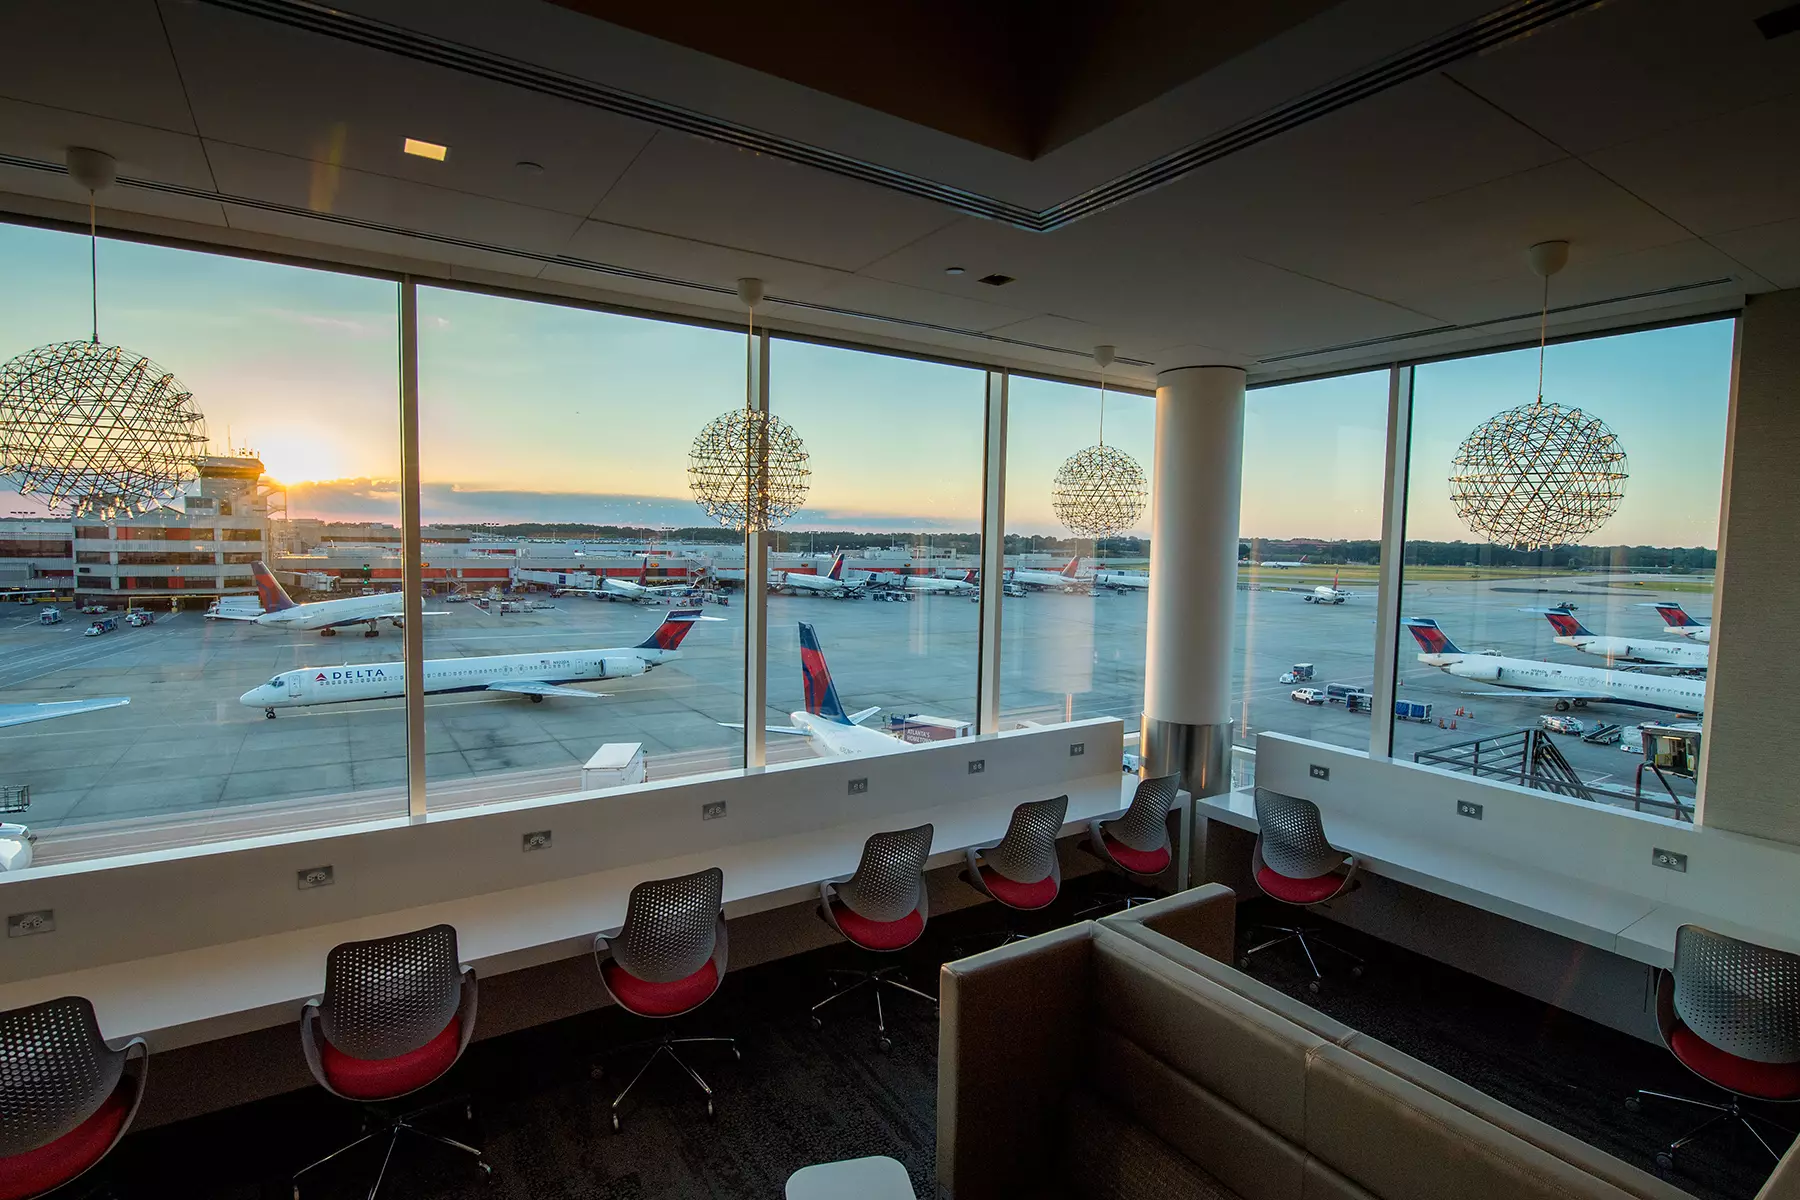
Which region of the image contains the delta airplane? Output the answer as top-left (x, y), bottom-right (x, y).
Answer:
top-left (1527, 607), bottom-right (1710, 669)
top-left (1009, 557), bottom-right (1088, 592)
top-left (0, 697), bottom-right (129, 729)
top-left (880, 569), bottom-right (978, 596)
top-left (1266, 570), bottom-right (1352, 604)
top-left (555, 559), bottom-right (697, 604)
top-left (240, 608), bottom-right (716, 718)
top-left (773, 553), bottom-right (866, 599)
top-left (1652, 602), bottom-right (1712, 644)
top-left (1258, 555), bottom-right (1310, 569)
top-left (210, 562), bottom-right (438, 637)
top-left (1404, 618), bottom-right (1705, 714)
top-left (726, 623), bottom-right (905, 758)
top-left (1095, 569), bottom-right (1149, 593)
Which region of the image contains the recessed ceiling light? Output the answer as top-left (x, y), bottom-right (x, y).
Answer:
top-left (944, 266), bottom-right (965, 276)
top-left (977, 273), bottom-right (1015, 287)
top-left (515, 160), bottom-right (545, 175)
top-left (403, 138), bottom-right (448, 161)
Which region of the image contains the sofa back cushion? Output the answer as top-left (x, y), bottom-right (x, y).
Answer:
top-left (1062, 1087), bottom-right (1241, 1200)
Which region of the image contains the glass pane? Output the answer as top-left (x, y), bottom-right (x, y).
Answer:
top-left (416, 289), bottom-right (746, 805)
top-left (1393, 321), bottom-right (1732, 819)
top-left (762, 341), bottom-right (985, 760)
top-left (1233, 371), bottom-right (1389, 752)
top-left (999, 375), bottom-right (1154, 747)
top-left (0, 222), bottom-right (404, 850)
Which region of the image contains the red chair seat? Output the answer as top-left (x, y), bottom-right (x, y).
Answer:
top-left (603, 958), bottom-right (720, 1018)
top-left (0, 1079), bottom-right (133, 1200)
top-left (832, 902), bottom-right (925, 951)
top-left (1669, 1024), bottom-right (1800, 1101)
top-left (321, 1017), bottom-right (461, 1101)
top-left (979, 866), bottom-right (1058, 910)
top-left (1101, 834), bottom-right (1170, 877)
top-left (1256, 865), bottom-right (1342, 906)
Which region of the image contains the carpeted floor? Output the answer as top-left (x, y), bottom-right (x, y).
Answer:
top-left (109, 882), bottom-right (1790, 1199)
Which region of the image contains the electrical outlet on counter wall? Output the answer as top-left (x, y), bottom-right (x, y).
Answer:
top-left (848, 778), bottom-right (868, 795)
top-left (1310, 764), bottom-right (1330, 780)
top-left (297, 866), bottom-right (334, 890)
top-left (702, 801), bottom-right (727, 821)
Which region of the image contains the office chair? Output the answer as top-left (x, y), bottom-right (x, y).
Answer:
top-left (294, 923), bottom-right (489, 1199)
top-left (1625, 924), bottom-right (1800, 1172)
top-left (960, 795), bottom-right (1068, 948)
top-left (1241, 788), bottom-right (1363, 993)
top-left (0, 996), bottom-right (146, 1200)
top-left (592, 867), bottom-right (737, 1131)
top-left (1078, 772), bottom-right (1181, 916)
top-left (811, 823), bottom-right (936, 1052)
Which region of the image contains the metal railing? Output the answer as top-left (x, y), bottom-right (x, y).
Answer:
top-left (1413, 728), bottom-right (1689, 820)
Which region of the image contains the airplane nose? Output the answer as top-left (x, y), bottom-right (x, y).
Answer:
top-left (240, 686), bottom-right (269, 706)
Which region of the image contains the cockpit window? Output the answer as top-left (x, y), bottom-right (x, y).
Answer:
top-left (268, 677), bottom-right (285, 688)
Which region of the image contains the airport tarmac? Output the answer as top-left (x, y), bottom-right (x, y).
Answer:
top-left (0, 573), bottom-right (1708, 847)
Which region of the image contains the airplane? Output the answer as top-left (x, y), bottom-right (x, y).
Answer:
top-left (1008, 556), bottom-right (1089, 593)
top-left (727, 622), bottom-right (905, 758)
top-left (240, 608), bottom-right (718, 718)
top-left (876, 569), bottom-right (978, 596)
top-left (1403, 617), bottom-right (1705, 714)
top-left (1258, 555), bottom-right (1310, 569)
top-left (1264, 569), bottom-right (1352, 604)
top-left (209, 562), bottom-right (438, 637)
top-left (1651, 602), bottom-right (1712, 644)
top-left (773, 553), bottom-right (866, 599)
top-left (0, 697), bottom-right (129, 729)
top-left (1095, 569), bottom-right (1149, 594)
top-left (554, 559), bottom-right (697, 604)
top-left (1526, 606), bottom-right (1710, 669)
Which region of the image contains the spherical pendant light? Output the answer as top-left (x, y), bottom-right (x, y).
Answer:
top-left (1052, 345), bottom-right (1147, 538)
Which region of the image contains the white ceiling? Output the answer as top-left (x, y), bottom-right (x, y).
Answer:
top-left (0, 0), bottom-right (1793, 385)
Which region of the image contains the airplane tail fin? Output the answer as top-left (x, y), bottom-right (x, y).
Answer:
top-left (963, 569), bottom-right (979, 585)
top-left (639, 558), bottom-right (651, 583)
top-left (1654, 602), bottom-right (1698, 628)
top-left (638, 607), bottom-right (704, 651)
top-left (251, 561), bottom-right (297, 612)
top-left (1061, 556), bottom-right (1080, 578)
top-left (798, 622), bottom-right (851, 724)
top-left (1537, 604), bottom-right (1593, 637)
top-left (827, 553), bottom-right (846, 582)
top-left (1403, 617), bottom-right (1462, 655)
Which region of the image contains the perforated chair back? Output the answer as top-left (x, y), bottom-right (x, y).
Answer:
top-left (611, 867), bottom-right (725, 984)
top-left (1107, 773), bottom-right (1180, 852)
top-left (984, 795), bottom-right (1068, 883)
top-left (1672, 925), bottom-right (1800, 1065)
top-left (318, 925), bottom-right (464, 1061)
top-left (0, 996), bottom-right (130, 1157)
top-left (836, 824), bottom-right (933, 922)
top-left (1253, 789), bottom-right (1345, 881)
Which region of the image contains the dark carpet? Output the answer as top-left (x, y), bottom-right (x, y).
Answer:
top-left (106, 883), bottom-right (1789, 1199)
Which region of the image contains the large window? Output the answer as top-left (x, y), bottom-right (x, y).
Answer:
top-left (0, 223), bottom-right (404, 842)
top-left (416, 288), bottom-right (747, 800)
top-left (999, 375), bottom-right (1154, 735)
top-left (762, 341), bottom-right (985, 760)
top-left (1233, 372), bottom-right (1389, 753)
top-left (1391, 321), bottom-right (1732, 817)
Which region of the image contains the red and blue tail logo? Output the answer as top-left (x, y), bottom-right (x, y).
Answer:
top-left (1542, 606), bottom-right (1590, 638)
top-left (798, 622), bottom-right (849, 723)
top-left (1061, 556), bottom-right (1080, 578)
top-left (1654, 603), bottom-right (1698, 628)
top-left (1404, 618), bottom-right (1461, 655)
top-left (963, 570), bottom-right (979, 585)
top-left (637, 608), bottom-right (702, 651)
top-left (826, 553), bottom-right (846, 582)
top-left (251, 561), bottom-right (296, 612)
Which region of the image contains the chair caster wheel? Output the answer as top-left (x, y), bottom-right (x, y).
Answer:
top-left (877, 1036), bottom-right (892, 1054)
top-left (610, 1111), bottom-right (622, 1133)
top-left (810, 1015), bottom-right (823, 1030)
top-left (477, 1160), bottom-right (493, 1181)
top-left (1655, 1151), bottom-right (1675, 1173)
top-left (465, 1102), bottom-right (475, 1121)
top-left (705, 1098), bottom-right (716, 1118)
top-left (731, 1044), bottom-right (742, 1061)
top-left (1308, 979), bottom-right (1323, 995)
top-left (1350, 965), bottom-right (1364, 979)
top-left (1238, 956), bottom-right (1252, 971)
top-left (1624, 1095), bottom-right (1641, 1113)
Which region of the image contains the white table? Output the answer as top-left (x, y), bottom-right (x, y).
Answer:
top-left (787, 1155), bottom-right (916, 1199)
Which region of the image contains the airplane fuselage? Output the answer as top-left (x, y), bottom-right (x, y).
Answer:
top-left (242, 642), bottom-right (680, 710)
top-left (252, 592), bottom-right (406, 631)
top-left (1415, 652), bottom-right (1705, 712)
top-left (790, 710), bottom-right (912, 757)
top-left (890, 574), bottom-right (975, 595)
top-left (1665, 624), bottom-right (1712, 643)
top-left (1553, 634), bottom-right (1709, 669)
top-left (1096, 571), bottom-right (1149, 592)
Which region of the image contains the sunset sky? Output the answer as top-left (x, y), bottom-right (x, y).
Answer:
top-left (0, 222), bottom-right (1733, 546)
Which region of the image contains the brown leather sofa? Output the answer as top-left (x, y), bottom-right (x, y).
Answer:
top-left (938, 884), bottom-right (1800, 1200)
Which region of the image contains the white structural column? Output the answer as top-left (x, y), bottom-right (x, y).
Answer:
top-left (398, 277), bottom-right (427, 819)
top-left (1141, 366), bottom-right (1246, 796)
top-left (743, 331), bottom-right (771, 769)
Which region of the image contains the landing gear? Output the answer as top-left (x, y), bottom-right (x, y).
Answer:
top-left (362, 623), bottom-right (379, 638)
top-left (1554, 699), bottom-right (1572, 712)
top-left (320, 628), bottom-right (337, 637)
top-left (264, 708), bottom-right (276, 720)
top-left (529, 695), bottom-right (543, 704)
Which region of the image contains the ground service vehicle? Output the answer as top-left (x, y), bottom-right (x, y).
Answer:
top-left (1291, 688), bottom-right (1326, 705)
top-left (83, 618), bottom-right (118, 637)
top-left (37, 608), bottom-right (61, 625)
top-left (1539, 714), bottom-right (1586, 735)
top-left (1394, 700), bottom-right (1433, 722)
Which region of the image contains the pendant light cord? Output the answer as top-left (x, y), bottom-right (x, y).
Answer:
top-left (1535, 272), bottom-right (1548, 405)
top-left (88, 191), bottom-right (99, 344)
top-left (1098, 368), bottom-right (1107, 446)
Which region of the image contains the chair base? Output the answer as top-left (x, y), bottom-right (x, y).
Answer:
top-left (1626, 1088), bottom-right (1797, 1169)
top-left (292, 1094), bottom-right (488, 1200)
top-left (1075, 892), bottom-right (1159, 919)
top-left (592, 1035), bottom-right (739, 1132)
top-left (809, 964), bottom-right (937, 1052)
top-left (1240, 924), bottom-right (1365, 993)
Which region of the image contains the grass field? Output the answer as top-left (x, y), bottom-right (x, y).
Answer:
top-left (1239, 564), bottom-right (1586, 584)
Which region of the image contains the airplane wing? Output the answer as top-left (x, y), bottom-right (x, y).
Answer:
top-left (0, 697), bottom-right (130, 728)
top-left (1455, 687), bottom-right (1663, 707)
top-left (207, 611), bottom-right (263, 621)
top-left (846, 705), bottom-right (882, 726)
top-left (717, 722), bottom-right (809, 735)
top-left (485, 681), bottom-right (608, 699)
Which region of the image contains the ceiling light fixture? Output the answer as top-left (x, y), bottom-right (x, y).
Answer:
top-left (943, 266), bottom-right (965, 276)
top-left (1051, 345), bottom-right (1147, 541)
top-left (403, 138), bottom-right (448, 161)
top-left (514, 160), bottom-right (545, 175)
top-left (977, 273), bottom-right (1014, 287)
